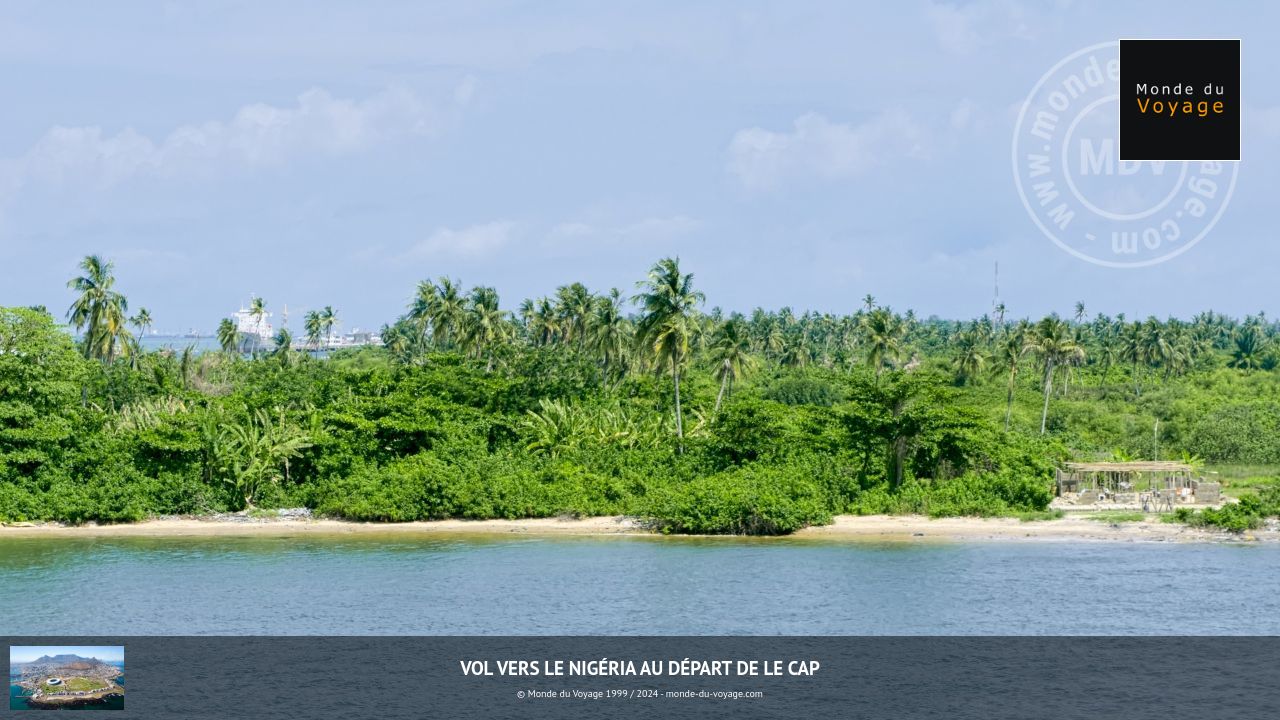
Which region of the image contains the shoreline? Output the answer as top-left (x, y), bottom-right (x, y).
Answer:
top-left (1, 514), bottom-right (1274, 543)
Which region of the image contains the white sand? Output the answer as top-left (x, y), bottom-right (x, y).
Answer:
top-left (1, 513), bottom-right (1272, 542)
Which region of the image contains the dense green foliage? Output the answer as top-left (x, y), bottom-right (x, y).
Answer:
top-left (5, 257), bottom-right (1280, 533)
top-left (1172, 487), bottom-right (1280, 532)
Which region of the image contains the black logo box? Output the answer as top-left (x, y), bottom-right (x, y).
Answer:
top-left (1119, 39), bottom-right (1240, 161)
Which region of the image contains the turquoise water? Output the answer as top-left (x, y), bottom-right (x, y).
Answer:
top-left (137, 336), bottom-right (220, 353)
top-left (1, 535), bottom-right (1278, 635)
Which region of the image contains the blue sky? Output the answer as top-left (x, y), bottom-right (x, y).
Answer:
top-left (10, 645), bottom-right (124, 664)
top-left (0, 1), bottom-right (1276, 333)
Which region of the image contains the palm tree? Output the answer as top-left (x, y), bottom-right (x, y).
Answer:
top-left (526, 297), bottom-right (559, 346)
top-left (779, 338), bottom-right (810, 368)
top-left (381, 323), bottom-right (411, 358)
top-left (431, 278), bottom-right (466, 348)
top-left (1140, 317), bottom-right (1173, 380)
top-left (179, 345), bottom-right (194, 389)
top-left (1025, 316), bottom-right (1084, 434)
top-left (997, 322), bottom-right (1029, 430)
top-left (248, 297), bottom-right (267, 353)
top-left (462, 286), bottom-right (511, 370)
top-left (271, 328), bottom-right (296, 366)
top-left (303, 310), bottom-right (324, 351)
top-left (217, 318), bottom-right (240, 354)
top-left (320, 306), bottom-right (338, 348)
top-left (130, 307), bottom-right (153, 337)
top-left (1095, 321), bottom-right (1120, 388)
top-left (1228, 324), bottom-right (1270, 371)
top-left (1074, 301), bottom-right (1087, 324)
top-left (408, 279), bottom-right (437, 345)
top-left (709, 318), bottom-right (756, 413)
top-left (67, 254), bottom-right (132, 362)
top-left (952, 329), bottom-right (988, 385)
top-left (555, 282), bottom-right (595, 346)
top-left (589, 289), bottom-right (629, 379)
top-left (1119, 321), bottom-right (1149, 395)
top-left (859, 307), bottom-right (906, 382)
top-left (633, 257), bottom-right (704, 447)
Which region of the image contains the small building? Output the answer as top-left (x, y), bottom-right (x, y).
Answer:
top-left (1055, 461), bottom-right (1219, 510)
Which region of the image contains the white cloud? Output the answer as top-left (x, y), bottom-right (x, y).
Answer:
top-left (1247, 105), bottom-right (1280, 140)
top-left (548, 214), bottom-right (699, 244)
top-left (453, 75), bottom-right (478, 107)
top-left (4, 86), bottom-right (443, 194)
top-left (405, 221), bottom-right (516, 260)
top-left (926, 1), bottom-right (1045, 55)
top-left (949, 98), bottom-right (978, 131)
top-left (726, 111), bottom-right (926, 191)
top-left (927, 3), bottom-right (984, 55)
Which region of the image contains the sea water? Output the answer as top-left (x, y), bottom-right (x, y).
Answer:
top-left (0, 535), bottom-right (1277, 635)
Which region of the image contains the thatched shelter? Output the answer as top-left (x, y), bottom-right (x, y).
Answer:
top-left (1055, 460), bottom-right (1215, 507)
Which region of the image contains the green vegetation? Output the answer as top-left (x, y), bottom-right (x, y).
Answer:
top-left (1010, 510), bottom-right (1064, 522)
top-left (60, 678), bottom-right (109, 692)
top-left (4, 255), bottom-right (1280, 533)
top-left (1085, 511), bottom-right (1149, 523)
top-left (1171, 488), bottom-right (1280, 533)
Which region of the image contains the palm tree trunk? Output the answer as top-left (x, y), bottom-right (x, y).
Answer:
top-left (672, 356), bottom-right (684, 450)
top-left (889, 399), bottom-right (907, 488)
top-left (892, 436), bottom-right (907, 488)
top-left (1004, 367), bottom-right (1016, 431)
top-left (714, 361), bottom-right (729, 414)
top-left (1040, 360), bottom-right (1055, 434)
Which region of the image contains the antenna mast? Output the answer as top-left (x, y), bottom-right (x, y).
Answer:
top-left (993, 262), bottom-right (999, 311)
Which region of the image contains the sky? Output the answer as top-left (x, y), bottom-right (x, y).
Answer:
top-left (10, 646), bottom-right (124, 664)
top-left (0, 1), bottom-right (1277, 334)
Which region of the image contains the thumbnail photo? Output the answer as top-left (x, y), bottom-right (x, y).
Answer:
top-left (9, 646), bottom-right (124, 710)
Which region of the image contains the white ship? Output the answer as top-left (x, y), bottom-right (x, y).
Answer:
top-left (289, 328), bottom-right (383, 351)
top-left (233, 300), bottom-right (273, 347)
top-left (228, 297), bottom-right (381, 351)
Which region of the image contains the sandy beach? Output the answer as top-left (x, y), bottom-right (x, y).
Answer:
top-left (1, 513), bottom-right (1274, 543)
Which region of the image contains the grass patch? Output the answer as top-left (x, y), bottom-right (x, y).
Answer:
top-left (1084, 511), bottom-right (1148, 523)
top-left (1203, 465), bottom-right (1280, 498)
top-left (60, 677), bottom-right (108, 692)
top-left (1011, 510), bottom-right (1064, 522)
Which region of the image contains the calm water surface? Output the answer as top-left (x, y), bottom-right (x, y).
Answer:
top-left (1, 535), bottom-right (1277, 635)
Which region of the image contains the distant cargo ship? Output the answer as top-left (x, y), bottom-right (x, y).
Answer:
top-left (232, 300), bottom-right (380, 351)
top-left (232, 303), bottom-right (274, 346)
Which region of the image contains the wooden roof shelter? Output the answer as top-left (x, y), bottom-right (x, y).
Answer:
top-left (1063, 461), bottom-right (1192, 473)
top-left (1057, 460), bottom-right (1198, 497)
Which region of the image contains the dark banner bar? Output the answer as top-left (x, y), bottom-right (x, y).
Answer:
top-left (6, 636), bottom-right (1279, 719)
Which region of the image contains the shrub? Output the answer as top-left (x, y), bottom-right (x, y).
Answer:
top-left (848, 471), bottom-right (1053, 518)
top-left (763, 376), bottom-right (847, 407)
top-left (1177, 493), bottom-right (1275, 533)
top-left (644, 464), bottom-right (832, 535)
top-left (315, 454), bottom-right (459, 521)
